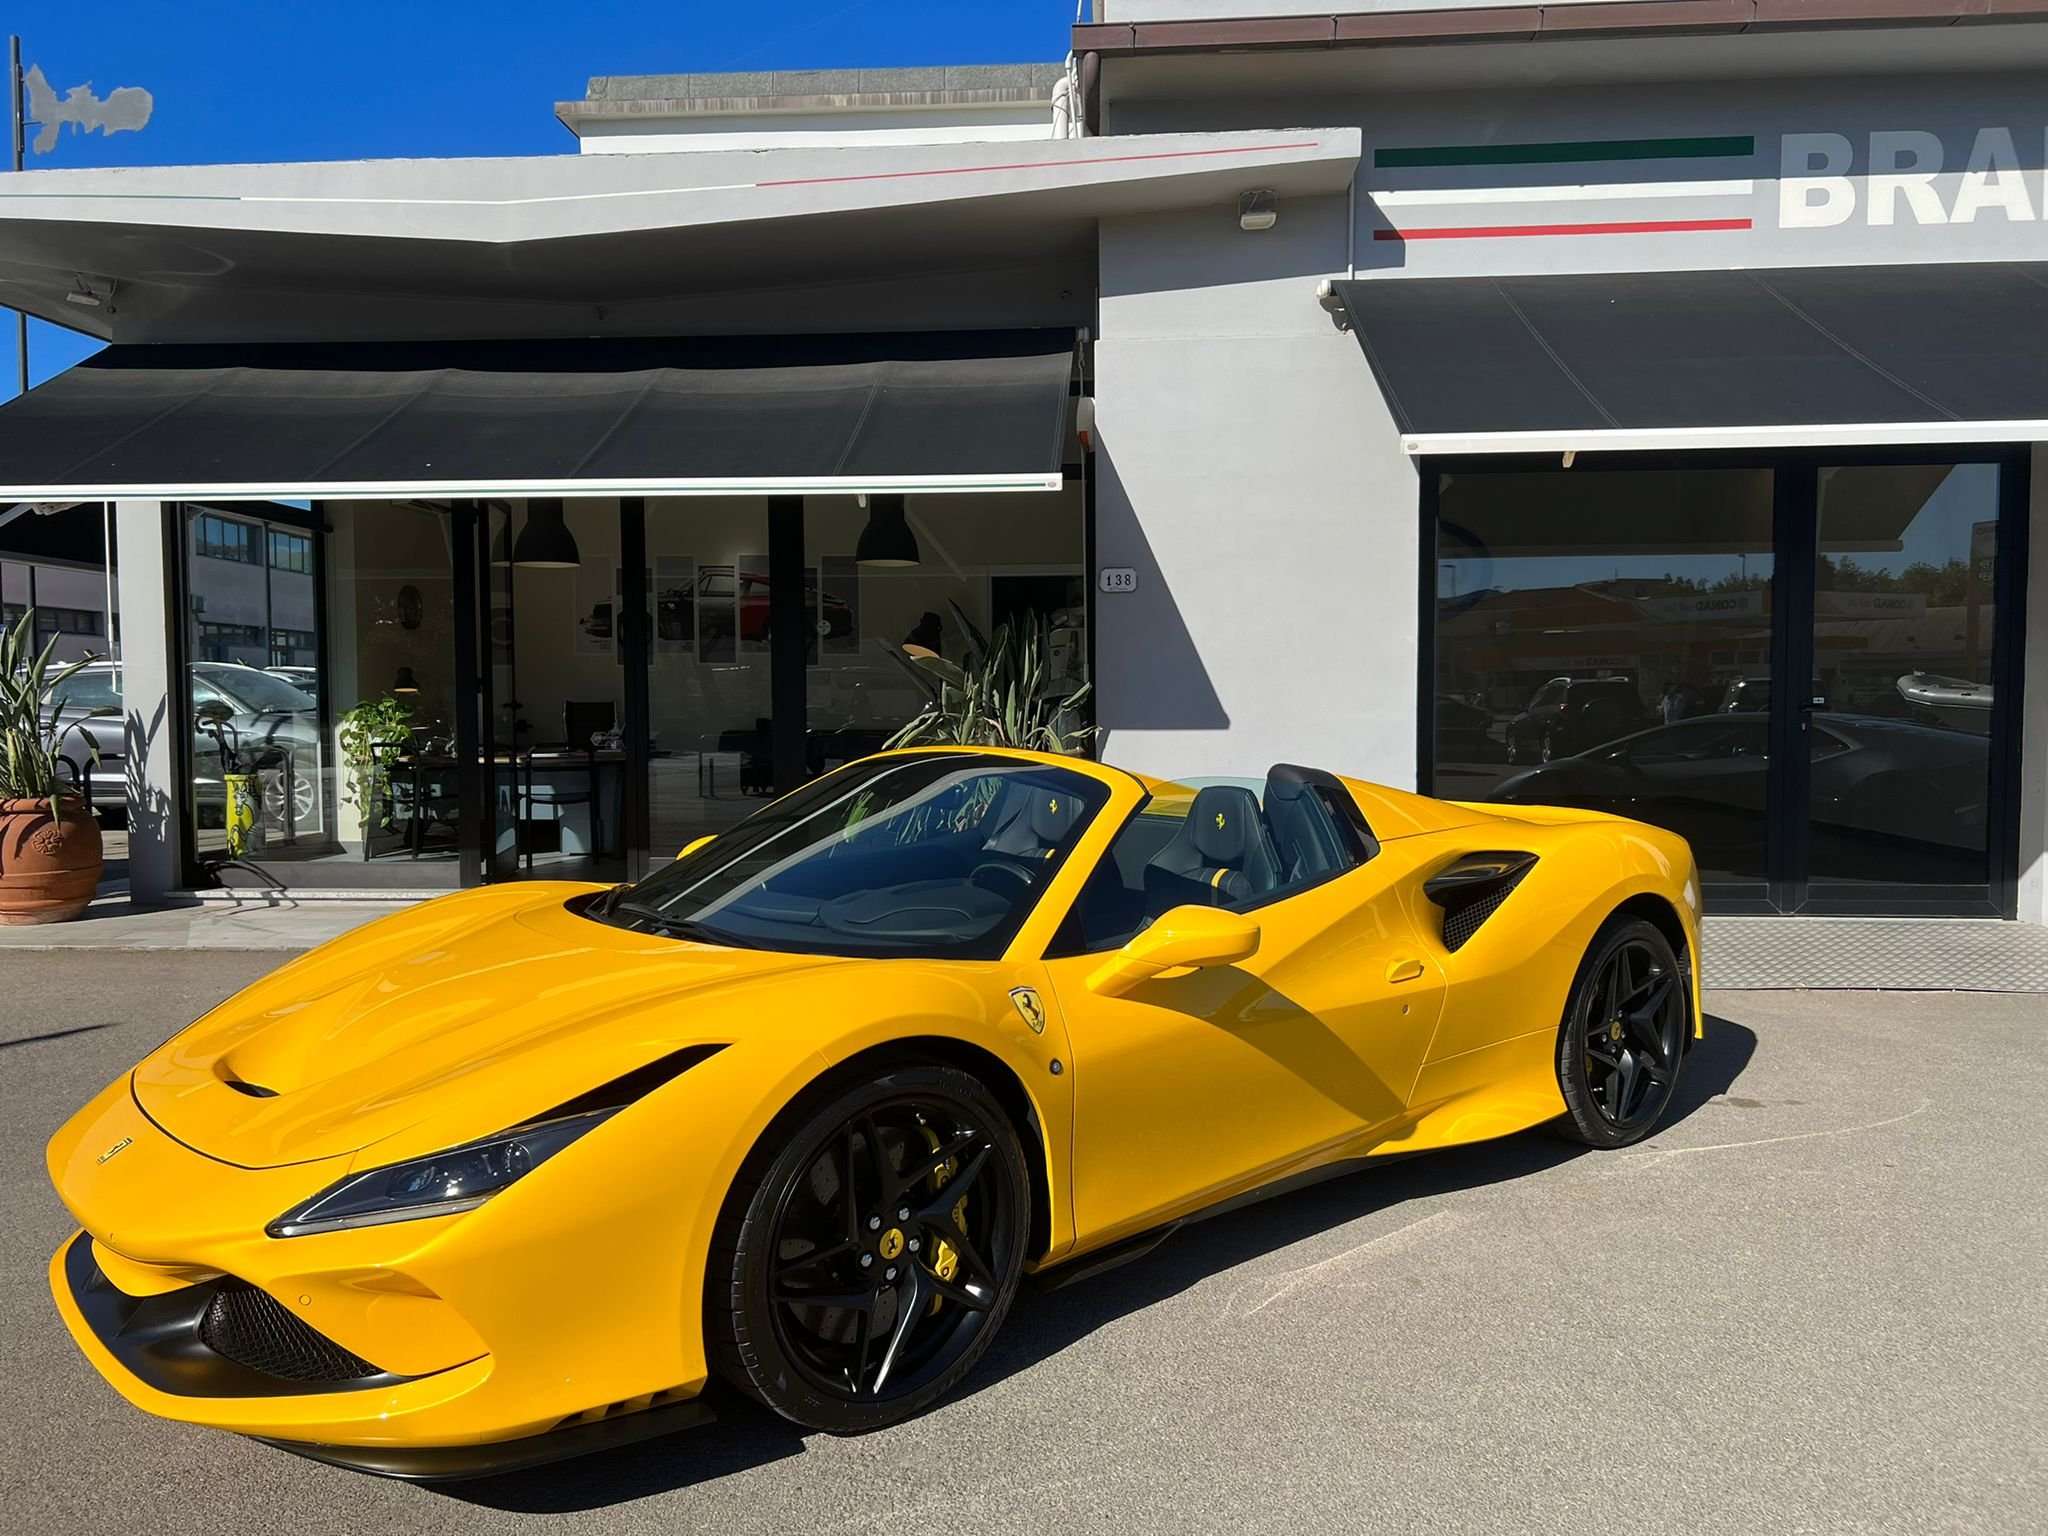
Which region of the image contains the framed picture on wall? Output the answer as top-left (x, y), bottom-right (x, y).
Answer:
top-left (574, 564), bottom-right (613, 657)
top-left (821, 555), bottom-right (860, 655)
top-left (655, 555), bottom-right (695, 654)
top-left (738, 553), bottom-right (769, 656)
top-left (699, 562), bottom-right (736, 664)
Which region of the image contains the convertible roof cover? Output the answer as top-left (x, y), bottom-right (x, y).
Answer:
top-left (0, 330), bottom-right (1077, 501)
top-left (1335, 263), bottom-right (2048, 454)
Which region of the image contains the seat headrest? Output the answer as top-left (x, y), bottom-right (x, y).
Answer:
top-left (1030, 789), bottom-right (1084, 845)
top-left (1188, 784), bottom-right (1262, 867)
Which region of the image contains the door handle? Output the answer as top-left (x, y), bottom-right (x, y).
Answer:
top-left (1385, 958), bottom-right (1426, 984)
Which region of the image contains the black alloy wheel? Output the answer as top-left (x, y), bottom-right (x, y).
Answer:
top-left (708, 1065), bottom-right (1029, 1432)
top-left (1555, 916), bottom-right (1689, 1148)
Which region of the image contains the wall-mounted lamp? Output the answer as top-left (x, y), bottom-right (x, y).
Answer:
top-left (392, 667), bottom-right (421, 695)
top-left (855, 493), bottom-right (920, 568)
top-left (1314, 278), bottom-right (1351, 334)
top-left (1238, 189), bottom-right (1278, 232)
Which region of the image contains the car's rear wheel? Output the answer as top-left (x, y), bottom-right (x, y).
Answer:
top-left (1554, 916), bottom-right (1688, 1148)
top-left (707, 1065), bottom-right (1029, 1433)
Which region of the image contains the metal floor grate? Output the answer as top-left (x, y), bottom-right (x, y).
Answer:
top-left (1702, 917), bottom-right (2048, 992)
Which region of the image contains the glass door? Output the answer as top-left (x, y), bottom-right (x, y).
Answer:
top-left (1788, 460), bottom-right (2016, 913)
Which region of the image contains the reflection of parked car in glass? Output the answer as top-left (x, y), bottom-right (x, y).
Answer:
top-left (46, 662), bottom-right (324, 835)
top-left (1505, 676), bottom-right (1651, 764)
top-left (264, 666), bottom-right (320, 705)
top-left (1490, 711), bottom-right (1988, 880)
top-left (1718, 676), bottom-right (1826, 714)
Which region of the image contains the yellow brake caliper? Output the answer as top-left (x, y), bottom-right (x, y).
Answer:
top-left (919, 1126), bottom-right (968, 1314)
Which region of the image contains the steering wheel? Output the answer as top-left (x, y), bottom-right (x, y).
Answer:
top-left (970, 856), bottom-right (1042, 899)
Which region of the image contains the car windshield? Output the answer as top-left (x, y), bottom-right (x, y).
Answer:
top-left (197, 666), bottom-right (317, 714)
top-left (595, 752), bottom-right (1112, 959)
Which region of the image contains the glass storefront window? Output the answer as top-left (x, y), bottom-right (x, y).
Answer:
top-left (1433, 468), bottom-right (1777, 887)
top-left (485, 499), bottom-right (630, 883)
top-left (182, 500), bottom-right (460, 890)
top-left (1432, 457), bottom-right (2018, 913)
top-left (1808, 463), bottom-right (2000, 892)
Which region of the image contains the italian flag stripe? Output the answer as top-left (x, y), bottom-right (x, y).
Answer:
top-left (1374, 216), bottom-right (1751, 242)
top-left (1375, 135), bottom-right (1755, 169)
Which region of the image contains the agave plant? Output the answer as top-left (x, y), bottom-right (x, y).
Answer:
top-left (0, 608), bottom-right (103, 818)
top-left (883, 602), bottom-right (1095, 754)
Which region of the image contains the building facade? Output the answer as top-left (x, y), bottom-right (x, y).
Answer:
top-left (0, 0), bottom-right (2043, 927)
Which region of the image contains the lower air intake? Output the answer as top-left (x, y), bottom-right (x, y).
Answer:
top-left (197, 1281), bottom-right (382, 1383)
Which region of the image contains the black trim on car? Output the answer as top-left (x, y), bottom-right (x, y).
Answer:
top-left (257, 1393), bottom-right (720, 1482)
top-left (60, 1231), bottom-right (426, 1399)
top-left (1423, 851), bottom-right (1539, 952)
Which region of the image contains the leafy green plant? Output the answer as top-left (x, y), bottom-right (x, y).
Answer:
top-left (883, 602), bottom-right (1094, 754)
top-left (336, 695), bottom-right (416, 827)
top-left (0, 609), bottom-right (102, 818)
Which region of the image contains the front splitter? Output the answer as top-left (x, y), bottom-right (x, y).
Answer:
top-left (257, 1393), bottom-right (719, 1482)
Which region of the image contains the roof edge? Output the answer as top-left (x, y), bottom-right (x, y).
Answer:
top-left (1075, 0), bottom-right (2048, 57)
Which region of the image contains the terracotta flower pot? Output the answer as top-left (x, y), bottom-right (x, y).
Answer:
top-left (0, 795), bottom-right (105, 925)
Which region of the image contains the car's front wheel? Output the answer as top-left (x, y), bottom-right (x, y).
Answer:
top-left (1554, 916), bottom-right (1689, 1148)
top-left (707, 1064), bottom-right (1029, 1432)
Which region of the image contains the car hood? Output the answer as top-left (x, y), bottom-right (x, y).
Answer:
top-left (131, 883), bottom-right (843, 1170)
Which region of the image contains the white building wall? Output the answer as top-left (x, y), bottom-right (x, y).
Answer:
top-left (1094, 192), bottom-right (1418, 785)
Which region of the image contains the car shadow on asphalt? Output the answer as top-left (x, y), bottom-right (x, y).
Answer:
top-left (433, 1016), bottom-right (1755, 1514)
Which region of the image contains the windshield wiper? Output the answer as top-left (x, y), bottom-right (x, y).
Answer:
top-left (609, 899), bottom-right (751, 948)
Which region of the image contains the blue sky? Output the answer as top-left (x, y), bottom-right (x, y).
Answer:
top-left (8, 1), bottom-right (1072, 389)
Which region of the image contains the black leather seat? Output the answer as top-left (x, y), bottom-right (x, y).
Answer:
top-left (982, 781), bottom-right (1087, 860)
top-left (1144, 784), bottom-right (1281, 910)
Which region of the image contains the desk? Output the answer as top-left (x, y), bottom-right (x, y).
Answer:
top-left (365, 750), bottom-right (626, 863)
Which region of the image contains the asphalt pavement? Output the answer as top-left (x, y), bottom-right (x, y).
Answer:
top-left (2, 951), bottom-right (2042, 1535)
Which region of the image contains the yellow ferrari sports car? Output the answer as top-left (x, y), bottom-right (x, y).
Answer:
top-left (46, 747), bottom-right (1701, 1478)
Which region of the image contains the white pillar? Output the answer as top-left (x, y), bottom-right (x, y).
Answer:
top-left (2018, 447), bottom-right (2048, 925)
top-left (113, 499), bottom-right (182, 902)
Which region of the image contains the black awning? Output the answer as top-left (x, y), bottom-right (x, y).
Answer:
top-left (1334, 264), bottom-right (2048, 451)
top-left (0, 331), bottom-right (1076, 500)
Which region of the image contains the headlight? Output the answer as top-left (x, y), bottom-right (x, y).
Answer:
top-left (266, 1109), bottom-right (616, 1238)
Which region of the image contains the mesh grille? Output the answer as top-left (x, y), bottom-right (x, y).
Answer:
top-left (197, 1282), bottom-right (383, 1383)
top-left (1440, 865), bottom-right (1532, 952)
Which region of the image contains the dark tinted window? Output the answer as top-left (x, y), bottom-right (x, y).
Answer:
top-left (598, 753), bottom-right (1109, 959)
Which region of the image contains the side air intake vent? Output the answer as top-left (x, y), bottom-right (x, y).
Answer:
top-left (1424, 852), bottom-right (1537, 952)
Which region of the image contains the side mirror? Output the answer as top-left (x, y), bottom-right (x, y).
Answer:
top-left (1086, 905), bottom-right (1260, 998)
top-left (675, 833), bottom-right (716, 861)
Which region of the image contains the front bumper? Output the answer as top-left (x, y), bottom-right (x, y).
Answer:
top-left (50, 1230), bottom-right (717, 1480)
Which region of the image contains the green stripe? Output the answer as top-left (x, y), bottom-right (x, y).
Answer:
top-left (1375, 135), bottom-right (1755, 169)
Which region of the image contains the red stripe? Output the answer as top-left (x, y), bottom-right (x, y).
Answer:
top-left (756, 140), bottom-right (1324, 189)
top-left (1375, 217), bottom-right (1751, 241)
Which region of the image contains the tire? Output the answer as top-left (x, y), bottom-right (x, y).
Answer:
top-left (1553, 916), bottom-right (1689, 1148)
top-left (706, 1064), bottom-right (1030, 1433)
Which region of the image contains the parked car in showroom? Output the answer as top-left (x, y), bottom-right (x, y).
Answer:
top-left (45, 661), bottom-right (324, 837)
top-left (1504, 675), bottom-right (1653, 764)
top-left (1488, 711), bottom-right (1988, 883)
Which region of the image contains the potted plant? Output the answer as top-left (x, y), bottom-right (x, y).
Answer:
top-left (0, 610), bottom-right (105, 924)
top-left (883, 603), bottom-right (1095, 753)
top-left (336, 694), bottom-right (416, 833)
